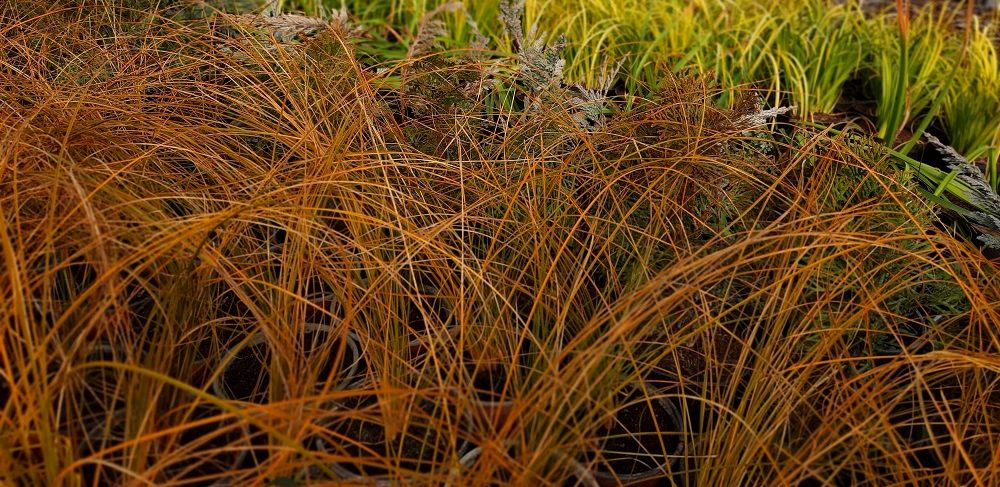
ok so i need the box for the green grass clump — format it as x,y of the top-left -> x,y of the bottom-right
942,21 -> 1000,161
277,1 -> 997,132
774,1 -> 864,117
2,2 -> 1000,486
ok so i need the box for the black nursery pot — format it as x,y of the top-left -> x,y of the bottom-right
459,346 -> 543,431
462,361 -> 517,429
75,343 -> 252,486
78,407 -> 160,487
75,344 -> 127,425
72,343 -> 131,482
212,323 -> 364,403
78,403 -> 251,487
401,283 -> 458,364
311,394 -> 469,484
458,445 -> 601,487
589,384 -> 685,487
158,404 -> 253,486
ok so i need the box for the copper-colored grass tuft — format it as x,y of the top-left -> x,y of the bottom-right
1,2 -> 999,486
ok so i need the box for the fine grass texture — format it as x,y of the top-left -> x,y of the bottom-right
2,2 -> 1000,486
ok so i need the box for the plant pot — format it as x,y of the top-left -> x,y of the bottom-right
587,384 -> 685,487
457,335 -> 545,429
458,350 -> 542,433
463,363 -> 516,428
304,326 -> 368,393
400,282 -> 457,365
653,326 -> 743,385
78,409 -> 162,487
315,281 -> 454,370
456,445 -> 599,486
157,404 -> 253,486
308,393 -> 470,484
79,402 -> 250,487
211,323 -> 364,403
75,343 -> 127,424
68,342 -> 133,465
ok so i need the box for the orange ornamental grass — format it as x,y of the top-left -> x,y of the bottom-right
2,2 -> 1000,486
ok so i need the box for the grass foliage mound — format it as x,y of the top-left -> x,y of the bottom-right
2,2 -> 1000,486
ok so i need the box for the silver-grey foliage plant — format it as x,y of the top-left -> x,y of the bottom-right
926,134 -> 1000,250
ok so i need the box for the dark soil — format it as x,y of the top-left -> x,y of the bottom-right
463,345 -> 541,403
309,329 -> 366,391
470,364 -> 510,403
218,339 -> 271,403
593,390 -> 682,478
406,286 -> 453,332
0,377 -> 7,411
218,326 -> 364,402
78,403 -> 254,486
318,395 -> 461,478
159,404 -> 248,486
75,345 -> 128,430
